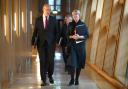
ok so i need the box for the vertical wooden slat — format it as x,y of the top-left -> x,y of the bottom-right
90,0 -> 105,64
86,0 -> 97,62
85,0 -> 92,26
95,26 -> 108,69
103,1 -> 124,77
90,19 -> 101,64
101,0 -> 113,29
115,0 -> 128,85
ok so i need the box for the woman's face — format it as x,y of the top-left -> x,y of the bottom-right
72,12 -> 80,22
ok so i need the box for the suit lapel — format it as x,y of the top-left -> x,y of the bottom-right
40,16 -> 44,30
39,16 -> 52,30
47,16 -> 51,28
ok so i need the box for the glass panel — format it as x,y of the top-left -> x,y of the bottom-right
50,6 -> 54,11
49,0 -> 54,5
56,6 -> 61,12
56,0 -> 61,5
0,0 -> 1,15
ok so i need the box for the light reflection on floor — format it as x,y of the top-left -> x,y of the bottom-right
54,52 -> 62,61
8,50 -> 117,89
35,54 -> 41,81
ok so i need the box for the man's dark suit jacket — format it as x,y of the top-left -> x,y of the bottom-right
31,15 -> 59,48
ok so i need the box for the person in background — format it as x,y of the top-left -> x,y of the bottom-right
67,9 -> 89,86
31,4 -> 59,86
60,15 -> 72,72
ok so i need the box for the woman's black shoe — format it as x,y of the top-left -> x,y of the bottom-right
68,79 -> 74,86
75,80 -> 79,85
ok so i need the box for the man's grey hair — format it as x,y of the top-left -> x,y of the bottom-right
43,4 -> 50,9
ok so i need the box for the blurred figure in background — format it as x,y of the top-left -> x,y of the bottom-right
60,15 -> 72,72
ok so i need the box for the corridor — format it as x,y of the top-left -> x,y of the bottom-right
0,0 -> 128,89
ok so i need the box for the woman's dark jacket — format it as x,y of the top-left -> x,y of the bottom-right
67,20 -> 89,68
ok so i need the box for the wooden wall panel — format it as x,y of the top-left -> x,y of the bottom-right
85,0 -> 92,26
81,0 -> 88,21
101,0 -> 113,29
0,0 -> 35,88
115,0 -> 128,85
6,0 -> 15,85
126,64 -> 128,87
115,16 -> 128,85
80,0 -> 85,18
90,0 -> 105,64
86,0 -> 97,62
0,0 -> 2,87
86,35 -> 93,61
84,0 -> 127,87
103,2 -> 124,77
0,0 -> 10,88
86,12 -> 96,61
90,20 -> 101,64
109,3 -> 123,37
0,0 -> 2,71
103,36 -> 117,76
95,27 -> 108,69
89,12 -> 96,35
80,0 -> 84,15
89,0 -> 97,34
91,0 -> 97,13
95,0 -> 104,24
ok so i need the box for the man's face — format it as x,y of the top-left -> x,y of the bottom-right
43,5 -> 51,16
64,17 -> 67,22
65,18 -> 70,24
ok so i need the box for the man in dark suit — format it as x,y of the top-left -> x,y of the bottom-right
31,4 -> 59,86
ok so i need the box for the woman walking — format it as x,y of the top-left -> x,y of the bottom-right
67,9 -> 89,86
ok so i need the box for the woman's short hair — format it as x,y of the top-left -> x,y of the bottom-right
72,9 -> 81,16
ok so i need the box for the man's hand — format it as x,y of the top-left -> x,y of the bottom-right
32,45 -> 36,49
32,45 -> 37,56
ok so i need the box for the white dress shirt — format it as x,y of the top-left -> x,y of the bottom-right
43,14 -> 49,28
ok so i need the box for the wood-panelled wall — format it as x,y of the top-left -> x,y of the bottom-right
0,0 -> 38,88
75,0 -> 128,88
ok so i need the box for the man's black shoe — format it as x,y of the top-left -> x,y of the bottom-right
41,82 -> 49,86
49,77 -> 54,84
